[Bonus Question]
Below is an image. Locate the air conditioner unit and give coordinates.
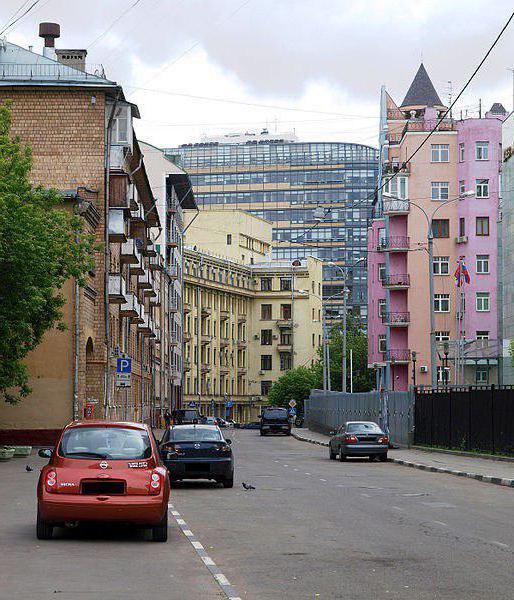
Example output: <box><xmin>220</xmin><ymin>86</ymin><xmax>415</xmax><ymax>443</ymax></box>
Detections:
<box><xmin>258</xmin><ymin>370</ymin><xmax>265</xmax><ymax>375</ymax></box>
<box><xmin>420</xmin><ymin>365</ymin><xmax>428</xmax><ymax>373</ymax></box>
<box><xmin>456</xmin><ymin>235</ymin><xmax>468</xmax><ymax>244</ymax></box>
<box><xmin>272</xmin><ymin>334</ymin><xmax>278</xmax><ymax>340</ymax></box>
<box><xmin>254</xmin><ymin>334</ymin><xmax>260</xmax><ymax>340</ymax></box>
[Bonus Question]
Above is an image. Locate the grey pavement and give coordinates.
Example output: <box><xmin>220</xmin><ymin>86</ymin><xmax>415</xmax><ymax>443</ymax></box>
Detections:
<box><xmin>1</xmin><ymin>430</ymin><xmax>514</xmax><ymax>599</ymax></box>
<box><xmin>293</xmin><ymin>427</ymin><xmax>514</xmax><ymax>486</ymax></box>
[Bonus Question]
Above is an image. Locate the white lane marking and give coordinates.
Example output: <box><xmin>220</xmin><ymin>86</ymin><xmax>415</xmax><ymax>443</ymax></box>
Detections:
<box><xmin>215</xmin><ymin>574</ymin><xmax>231</xmax><ymax>586</ymax></box>
<box><xmin>183</xmin><ymin>529</ymin><xmax>194</xmax><ymax>537</ymax></box>
<box><xmin>202</xmin><ymin>556</ymin><xmax>215</xmax><ymax>566</ymax></box>
<box><xmin>176</xmin><ymin>518</ymin><xmax>186</xmax><ymax>525</ymax></box>
<box><xmin>293</xmin><ymin>468</ymin><xmax>299</xmax><ymax>471</ymax></box>
<box><xmin>391</xmin><ymin>506</ymin><xmax>404</xmax><ymax>511</ymax></box>
<box><xmin>361</xmin><ymin>493</ymin><xmax>371</xmax><ymax>498</ymax></box>
<box><xmin>432</xmin><ymin>521</ymin><xmax>448</xmax><ymax>527</ymax></box>
<box><xmin>171</xmin><ymin>510</ymin><xmax>180</xmax><ymax>516</ymax></box>
<box><xmin>283</xmin><ymin>464</ymin><xmax>289</xmax><ymax>467</ymax></box>
<box><xmin>320</xmin><ymin>478</ymin><xmax>327</xmax><ymax>482</ymax></box>
<box><xmin>491</xmin><ymin>541</ymin><xmax>510</xmax><ymax>549</ymax></box>
<box><xmin>305</xmin><ymin>472</ymin><xmax>311</xmax><ymax>475</ymax></box>
<box><xmin>192</xmin><ymin>541</ymin><xmax>204</xmax><ymax>549</ymax></box>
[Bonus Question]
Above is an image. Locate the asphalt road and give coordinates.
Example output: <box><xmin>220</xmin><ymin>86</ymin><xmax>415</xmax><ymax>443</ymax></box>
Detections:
<box><xmin>2</xmin><ymin>429</ymin><xmax>514</xmax><ymax>599</ymax></box>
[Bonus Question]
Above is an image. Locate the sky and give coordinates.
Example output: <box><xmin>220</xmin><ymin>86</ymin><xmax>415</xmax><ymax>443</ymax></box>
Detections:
<box><xmin>1</xmin><ymin>0</ymin><xmax>514</xmax><ymax>149</ymax></box>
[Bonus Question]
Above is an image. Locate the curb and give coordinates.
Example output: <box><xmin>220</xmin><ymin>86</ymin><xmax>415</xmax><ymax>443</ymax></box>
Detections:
<box><xmin>292</xmin><ymin>432</ymin><xmax>514</xmax><ymax>489</ymax></box>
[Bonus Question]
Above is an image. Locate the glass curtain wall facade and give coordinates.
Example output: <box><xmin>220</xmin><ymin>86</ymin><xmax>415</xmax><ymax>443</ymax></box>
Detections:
<box><xmin>164</xmin><ymin>140</ymin><xmax>378</xmax><ymax>320</ymax></box>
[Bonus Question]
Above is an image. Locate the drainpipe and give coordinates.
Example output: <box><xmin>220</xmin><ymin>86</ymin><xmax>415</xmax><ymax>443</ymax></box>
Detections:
<box><xmin>73</xmin><ymin>242</ymin><xmax>80</xmax><ymax>422</ymax></box>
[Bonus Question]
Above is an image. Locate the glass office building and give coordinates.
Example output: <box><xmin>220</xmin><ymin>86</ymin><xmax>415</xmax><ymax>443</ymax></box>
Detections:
<box><xmin>164</xmin><ymin>133</ymin><xmax>378</xmax><ymax>320</ymax></box>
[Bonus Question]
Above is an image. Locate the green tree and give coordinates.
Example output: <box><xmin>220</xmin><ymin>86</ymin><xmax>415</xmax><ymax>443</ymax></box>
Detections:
<box><xmin>0</xmin><ymin>103</ymin><xmax>96</xmax><ymax>404</ymax></box>
<box><xmin>268</xmin><ymin>366</ymin><xmax>320</xmax><ymax>415</ymax></box>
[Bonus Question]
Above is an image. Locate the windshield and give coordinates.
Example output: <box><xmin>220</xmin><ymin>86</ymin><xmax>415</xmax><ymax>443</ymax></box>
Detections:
<box><xmin>168</xmin><ymin>427</ymin><xmax>222</xmax><ymax>442</ymax></box>
<box><xmin>59</xmin><ymin>427</ymin><xmax>152</xmax><ymax>460</ymax></box>
<box><xmin>263</xmin><ymin>408</ymin><xmax>288</xmax><ymax>418</ymax></box>
<box><xmin>346</xmin><ymin>422</ymin><xmax>382</xmax><ymax>433</ymax></box>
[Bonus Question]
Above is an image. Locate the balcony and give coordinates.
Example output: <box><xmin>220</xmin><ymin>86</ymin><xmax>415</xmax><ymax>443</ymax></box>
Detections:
<box><xmin>201</xmin><ymin>307</ymin><xmax>212</xmax><ymax>318</ymax></box>
<box><xmin>386</xmin><ymin>132</ymin><xmax>402</xmax><ymax>145</ymax></box>
<box><xmin>201</xmin><ymin>364</ymin><xmax>211</xmax><ymax>374</ymax></box>
<box><xmin>149</xmin><ymin>253</ymin><xmax>163</xmax><ymax>271</ymax></box>
<box><xmin>383</xmin><ymin>161</ymin><xmax>410</xmax><ymax>174</ymax></box>
<box><xmin>130</xmin><ymin>202</ymin><xmax>145</xmax><ymax>224</ymax></box>
<box><xmin>108</xmin><ymin>209</ymin><xmax>128</xmax><ymax>243</ymax></box>
<box><xmin>170</xmin><ymin>302</ymin><xmax>179</xmax><ymax>314</ymax></box>
<box><xmin>238</xmin><ymin>314</ymin><xmax>247</xmax><ymax>323</ymax></box>
<box><xmin>183</xmin><ymin>332</ymin><xmax>192</xmax><ymax>342</ymax></box>
<box><xmin>138</xmin><ymin>269</ymin><xmax>154</xmax><ymax>291</ymax></box>
<box><xmin>382</xmin><ymin>312</ymin><xmax>410</xmax><ymax>327</ymax></box>
<box><xmin>386</xmin><ymin>349</ymin><xmax>411</xmax><ymax>364</ymax></box>
<box><xmin>237</xmin><ymin>340</ymin><xmax>247</xmax><ymax>348</ymax></box>
<box><xmin>108</xmin><ymin>274</ymin><xmax>126</xmax><ymax>304</ymax></box>
<box><xmin>183</xmin><ymin>359</ymin><xmax>191</xmax><ymax>372</ymax></box>
<box><xmin>220</xmin><ymin>338</ymin><xmax>230</xmax><ymax>348</ymax></box>
<box><xmin>220</xmin><ymin>309</ymin><xmax>230</xmax><ymax>320</ymax></box>
<box><xmin>110</xmin><ymin>144</ymin><xmax>128</xmax><ymax>171</ymax></box>
<box><xmin>277</xmin><ymin>343</ymin><xmax>293</xmax><ymax>352</ymax></box>
<box><xmin>382</xmin><ymin>274</ymin><xmax>410</xmax><ymax>289</ymax></box>
<box><xmin>276</xmin><ymin>318</ymin><xmax>293</xmax><ymax>328</ymax></box>
<box><xmin>168</xmin><ymin>265</ymin><xmax>179</xmax><ymax>279</ymax></box>
<box><xmin>183</xmin><ymin>302</ymin><xmax>191</xmax><ymax>314</ymax></box>
<box><xmin>382</xmin><ymin>198</ymin><xmax>410</xmax><ymax>215</ymax></box>
<box><xmin>145</xmin><ymin>240</ymin><xmax>157</xmax><ymax>258</ymax></box>
<box><xmin>150</xmin><ymin>290</ymin><xmax>161</xmax><ymax>306</ymax></box>
<box><xmin>201</xmin><ymin>334</ymin><xmax>212</xmax><ymax>345</ymax></box>
<box><xmin>119</xmin><ymin>292</ymin><xmax>139</xmax><ymax>318</ymax></box>
<box><xmin>377</xmin><ymin>236</ymin><xmax>410</xmax><ymax>252</ymax></box>
<box><xmin>137</xmin><ymin>314</ymin><xmax>153</xmax><ymax>336</ymax></box>
<box><xmin>220</xmin><ymin>365</ymin><xmax>230</xmax><ymax>374</ymax></box>
<box><xmin>167</xmin><ymin>237</ymin><xmax>179</xmax><ymax>249</ymax></box>
<box><xmin>237</xmin><ymin>366</ymin><xmax>247</xmax><ymax>374</ymax></box>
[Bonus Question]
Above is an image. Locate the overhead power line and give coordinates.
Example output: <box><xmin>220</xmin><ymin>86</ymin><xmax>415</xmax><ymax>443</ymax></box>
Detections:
<box><xmin>87</xmin><ymin>0</ymin><xmax>145</xmax><ymax>50</ymax></box>
<box><xmin>0</xmin><ymin>0</ymin><xmax>42</xmax><ymax>37</ymax></box>
<box><xmin>0</xmin><ymin>0</ymin><xmax>31</xmax><ymax>33</ymax></box>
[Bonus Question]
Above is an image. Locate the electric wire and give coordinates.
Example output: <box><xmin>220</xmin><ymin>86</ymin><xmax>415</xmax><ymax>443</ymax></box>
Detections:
<box><xmin>87</xmin><ymin>0</ymin><xmax>145</xmax><ymax>50</ymax></box>
<box><xmin>0</xmin><ymin>0</ymin><xmax>42</xmax><ymax>37</ymax></box>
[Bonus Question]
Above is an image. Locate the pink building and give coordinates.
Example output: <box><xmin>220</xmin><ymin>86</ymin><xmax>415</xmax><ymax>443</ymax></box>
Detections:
<box><xmin>368</xmin><ymin>64</ymin><xmax>506</xmax><ymax>390</ymax></box>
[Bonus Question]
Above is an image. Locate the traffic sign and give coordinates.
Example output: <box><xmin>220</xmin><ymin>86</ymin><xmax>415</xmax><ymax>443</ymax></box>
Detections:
<box><xmin>117</xmin><ymin>357</ymin><xmax>132</xmax><ymax>374</ymax></box>
<box><xmin>289</xmin><ymin>407</ymin><xmax>297</xmax><ymax>416</ymax></box>
<box><xmin>188</xmin><ymin>401</ymin><xmax>197</xmax><ymax>408</ymax></box>
<box><xmin>226</xmin><ymin>400</ymin><xmax>233</xmax><ymax>408</ymax></box>
<box><xmin>289</xmin><ymin>399</ymin><xmax>297</xmax><ymax>408</ymax></box>
<box><xmin>116</xmin><ymin>372</ymin><xmax>131</xmax><ymax>388</ymax></box>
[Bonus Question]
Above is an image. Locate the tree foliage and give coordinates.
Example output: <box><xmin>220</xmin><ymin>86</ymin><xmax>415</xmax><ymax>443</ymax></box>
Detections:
<box><xmin>268</xmin><ymin>366</ymin><xmax>319</xmax><ymax>415</ymax></box>
<box><xmin>0</xmin><ymin>103</ymin><xmax>96</xmax><ymax>404</ymax></box>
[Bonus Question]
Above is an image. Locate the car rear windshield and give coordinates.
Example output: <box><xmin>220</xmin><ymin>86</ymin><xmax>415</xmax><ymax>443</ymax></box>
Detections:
<box><xmin>59</xmin><ymin>427</ymin><xmax>152</xmax><ymax>460</ymax></box>
<box><xmin>263</xmin><ymin>409</ymin><xmax>288</xmax><ymax>418</ymax></box>
<box><xmin>346</xmin><ymin>423</ymin><xmax>382</xmax><ymax>433</ymax></box>
<box><xmin>167</xmin><ymin>427</ymin><xmax>222</xmax><ymax>442</ymax></box>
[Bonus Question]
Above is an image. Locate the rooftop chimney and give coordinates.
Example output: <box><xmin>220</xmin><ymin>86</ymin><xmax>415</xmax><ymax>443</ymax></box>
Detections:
<box><xmin>39</xmin><ymin>22</ymin><xmax>60</xmax><ymax>59</ymax></box>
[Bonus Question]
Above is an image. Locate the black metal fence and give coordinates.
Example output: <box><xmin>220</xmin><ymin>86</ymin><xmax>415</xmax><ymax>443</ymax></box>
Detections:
<box><xmin>414</xmin><ymin>386</ymin><xmax>514</xmax><ymax>456</ymax></box>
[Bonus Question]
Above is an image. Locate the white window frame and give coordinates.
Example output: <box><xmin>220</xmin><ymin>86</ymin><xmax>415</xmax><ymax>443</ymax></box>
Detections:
<box><xmin>475</xmin><ymin>367</ymin><xmax>489</xmax><ymax>384</ymax></box>
<box><xmin>476</xmin><ymin>254</ymin><xmax>490</xmax><ymax>274</ymax></box>
<box><xmin>459</xmin><ymin>180</ymin><xmax>466</xmax><ymax>196</ymax></box>
<box><xmin>475</xmin><ymin>141</ymin><xmax>489</xmax><ymax>161</ymax></box>
<box><xmin>459</xmin><ymin>143</ymin><xmax>465</xmax><ymax>162</ymax></box>
<box><xmin>476</xmin><ymin>179</ymin><xmax>489</xmax><ymax>198</ymax></box>
<box><xmin>378</xmin><ymin>299</ymin><xmax>386</xmax><ymax>317</ymax></box>
<box><xmin>433</xmin><ymin>256</ymin><xmax>449</xmax><ymax>275</ymax></box>
<box><xmin>437</xmin><ymin>366</ymin><xmax>451</xmax><ymax>383</ymax></box>
<box><xmin>112</xmin><ymin>104</ymin><xmax>132</xmax><ymax>145</ymax></box>
<box><xmin>476</xmin><ymin>292</ymin><xmax>490</xmax><ymax>312</ymax></box>
<box><xmin>378</xmin><ymin>335</ymin><xmax>387</xmax><ymax>353</ymax></box>
<box><xmin>431</xmin><ymin>181</ymin><xmax>450</xmax><ymax>201</ymax></box>
<box><xmin>434</xmin><ymin>294</ymin><xmax>450</xmax><ymax>313</ymax></box>
<box><xmin>378</xmin><ymin>263</ymin><xmax>386</xmax><ymax>282</ymax></box>
<box><xmin>476</xmin><ymin>330</ymin><xmax>489</xmax><ymax>340</ymax></box>
<box><xmin>431</xmin><ymin>144</ymin><xmax>450</xmax><ymax>163</ymax></box>
<box><xmin>435</xmin><ymin>331</ymin><xmax>450</xmax><ymax>341</ymax></box>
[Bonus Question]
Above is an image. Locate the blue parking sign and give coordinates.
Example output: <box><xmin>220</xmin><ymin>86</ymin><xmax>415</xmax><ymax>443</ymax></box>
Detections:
<box><xmin>117</xmin><ymin>357</ymin><xmax>132</xmax><ymax>374</ymax></box>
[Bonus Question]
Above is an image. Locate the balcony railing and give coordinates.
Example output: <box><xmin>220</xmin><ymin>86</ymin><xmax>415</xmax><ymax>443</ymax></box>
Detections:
<box><xmin>220</xmin><ymin>338</ymin><xmax>230</xmax><ymax>347</ymax></box>
<box><xmin>382</xmin><ymin>198</ymin><xmax>410</xmax><ymax>215</ymax></box>
<box><xmin>386</xmin><ymin>132</ymin><xmax>402</xmax><ymax>145</ymax></box>
<box><xmin>120</xmin><ymin>292</ymin><xmax>139</xmax><ymax>318</ymax></box>
<box><xmin>237</xmin><ymin>340</ymin><xmax>247</xmax><ymax>348</ymax></box>
<box><xmin>377</xmin><ymin>236</ymin><xmax>410</xmax><ymax>252</ymax></box>
<box><xmin>108</xmin><ymin>274</ymin><xmax>126</xmax><ymax>303</ymax></box>
<box><xmin>201</xmin><ymin>334</ymin><xmax>212</xmax><ymax>345</ymax></box>
<box><xmin>138</xmin><ymin>269</ymin><xmax>154</xmax><ymax>291</ymax></box>
<box><xmin>137</xmin><ymin>314</ymin><xmax>152</xmax><ymax>336</ymax></box>
<box><xmin>149</xmin><ymin>253</ymin><xmax>163</xmax><ymax>271</ymax></box>
<box><xmin>120</xmin><ymin>238</ymin><xmax>138</xmax><ymax>264</ymax></box>
<box><xmin>382</xmin><ymin>312</ymin><xmax>410</xmax><ymax>326</ymax></box>
<box><xmin>220</xmin><ymin>309</ymin><xmax>230</xmax><ymax>320</ymax></box>
<box><xmin>386</xmin><ymin>349</ymin><xmax>411</xmax><ymax>363</ymax></box>
<box><xmin>201</xmin><ymin>307</ymin><xmax>212</xmax><ymax>317</ymax></box>
<box><xmin>108</xmin><ymin>209</ymin><xmax>128</xmax><ymax>242</ymax></box>
<box><xmin>383</xmin><ymin>161</ymin><xmax>410</xmax><ymax>175</ymax></box>
<box><xmin>238</xmin><ymin>314</ymin><xmax>247</xmax><ymax>323</ymax></box>
<box><xmin>382</xmin><ymin>274</ymin><xmax>410</xmax><ymax>288</ymax></box>
<box><xmin>276</xmin><ymin>318</ymin><xmax>293</xmax><ymax>328</ymax></box>
<box><xmin>110</xmin><ymin>144</ymin><xmax>129</xmax><ymax>171</ymax></box>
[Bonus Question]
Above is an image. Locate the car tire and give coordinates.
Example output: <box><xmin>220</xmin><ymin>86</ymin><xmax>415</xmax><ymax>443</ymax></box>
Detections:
<box><xmin>222</xmin><ymin>476</ymin><xmax>234</xmax><ymax>488</ymax></box>
<box><xmin>285</xmin><ymin>430</ymin><xmax>292</xmax><ymax>436</ymax></box>
<box><xmin>152</xmin><ymin>511</ymin><xmax>168</xmax><ymax>542</ymax></box>
<box><xmin>329</xmin><ymin>447</ymin><xmax>337</xmax><ymax>460</ymax></box>
<box><xmin>36</xmin><ymin>508</ymin><xmax>53</xmax><ymax>540</ymax></box>
<box><xmin>260</xmin><ymin>430</ymin><xmax>266</xmax><ymax>436</ymax></box>
<box><xmin>339</xmin><ymin>451</ymin><xmax>347</xmax><ymax>462</ymax></box>
<box><xmin>379</xmin><ymin>453</ymin><xmax>388</xmax><ymax>462</ymax></box>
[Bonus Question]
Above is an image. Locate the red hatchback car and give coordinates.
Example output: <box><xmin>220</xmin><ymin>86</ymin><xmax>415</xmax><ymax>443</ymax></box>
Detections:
<box><xmin>37</xmin><ymin>421</ymin><xmax>170</xmax><ymax>542</ymax></box>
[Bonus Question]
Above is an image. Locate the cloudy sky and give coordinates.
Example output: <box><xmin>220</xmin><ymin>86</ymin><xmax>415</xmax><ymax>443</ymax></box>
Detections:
<box><xmin>2</xmin><ymin>0</ymin><xmax>514</xmax><ymax>149</ymax></box>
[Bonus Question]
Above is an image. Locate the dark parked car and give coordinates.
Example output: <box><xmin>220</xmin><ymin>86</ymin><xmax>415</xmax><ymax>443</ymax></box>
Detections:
<box><xmin>328</xmin><ymin>421</ymin><xmax>389</xmax><ymax>462</ymax></box>
<box><xmin>160</xmin><ymin>425</ymin><xmax>234</xmax><ymax>487</ymax></box>
<box><xmin>260</xmin><ymin>407</ymin><xmax>292</xmax><ymax>436</ymax></box>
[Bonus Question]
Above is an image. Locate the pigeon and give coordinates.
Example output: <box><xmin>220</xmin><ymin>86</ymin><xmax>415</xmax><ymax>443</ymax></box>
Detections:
<box><xmin>242</xmin><ymin>482</ymin><xmax>255</xmax><ymax>490</ymax></box>
<box><xmin>25</xmin><ymin>465</ymin><xmax>33</xmax><ymax>472</ymax></box>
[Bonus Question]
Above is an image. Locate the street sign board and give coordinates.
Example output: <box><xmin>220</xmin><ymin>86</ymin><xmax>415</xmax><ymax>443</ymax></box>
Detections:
<box><xmin>289</xmin><ymin>407</ymin><xmax>297</xmax><ymax>416</ymax></box>
<box><xmin>289</xmin><ymin>399</ymin><xmax>297</xmax><ymax>408</ymax></box>
<box><xmin>116</xmin><ymin>372</ymin><xmax>131</xmax><ymax>388</ymax></box>
<box><xmin>188</xmin><ymin>401</ymin><xmax>197</xmax><ymax>408</ymax></box>
<box><xmin>226</xmin><ymin>400</ymin><xmax>233</xmax><ymax>408</ymax></box>
<box><xmin>116</xmin><ymin>357</ymin><xmax>132</xmax><ymax>374</ymax></box>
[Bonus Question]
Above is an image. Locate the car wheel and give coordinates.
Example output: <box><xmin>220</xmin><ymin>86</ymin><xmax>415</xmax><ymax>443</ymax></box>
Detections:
<box><xmin>338</xmin><ymin>451</ymin><xmax>347</xmax><ymax>461</ymax></box>
<box><xmin>379</xmin><ymin>453</ymin><xmax>388</xmax><ymax>462</ymax></box>
<box><xmin>260</xmin><ymin>430</ymin><xmax>266</xmax><ymax>436</ymax></box>
<box><xmin>369</xmin><ymin>455</ymin><xmax>376</xmax><ymax>461</ymax></box>
<box><xmin>285</xmin><ymin>430</ymin><xmax>292</xmax><ymax>436</ymax></box>
<box><xmin>152</xmin><ymin>511</ymin><xmax>168</xmax><ymax>542</ymax></box>
<box><xmin>329</xmin><ymin>445</ymin><xmax>337</xmax><ymax>460</ymax></box>
<box><xmin>36</xmin><ymin>508</ymin><xmax>53</xmax><ymax>540</ymax></box>
<box><xmin>222</xmin><ymin>476</ymin><xmax>234</xmax><ymax>488</ymax></box>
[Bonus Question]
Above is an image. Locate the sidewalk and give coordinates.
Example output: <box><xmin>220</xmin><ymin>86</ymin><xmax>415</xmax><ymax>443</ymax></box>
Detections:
<box><xmin>292</xmin><ymin>428</ymin><xmax>514</xmax><ymax>488</ymax></box>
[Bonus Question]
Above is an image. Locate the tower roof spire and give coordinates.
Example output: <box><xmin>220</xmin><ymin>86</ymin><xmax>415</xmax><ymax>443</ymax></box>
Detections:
<box><xmin>401</xmin><ymin>63</ymin><xmax>444</xmax><ymax>108</ymax></box>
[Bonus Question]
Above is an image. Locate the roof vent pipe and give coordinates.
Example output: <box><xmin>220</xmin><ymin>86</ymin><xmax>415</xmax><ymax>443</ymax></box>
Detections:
<box><xmin>39</xmin><ymin>22</ymin><xmax>60</xmax><ymax>59</ymax></box>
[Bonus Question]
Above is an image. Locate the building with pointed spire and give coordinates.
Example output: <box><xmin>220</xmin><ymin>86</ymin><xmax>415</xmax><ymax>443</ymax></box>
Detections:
<box><xmin>367</xmin><ymin>64</ymin><xmax>507</xmax><ymax>390</ymax></box>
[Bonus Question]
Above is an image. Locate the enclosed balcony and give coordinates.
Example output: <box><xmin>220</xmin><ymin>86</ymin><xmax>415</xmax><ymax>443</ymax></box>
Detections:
<box><xmin>137</xmin><ymin>269</ymin><xmax>154</xmax><ymax>291</ymax></box>
<box><xmin>385</xmin><ymin>349</ymin><xmax>411</xmax><ymax>364</ymax></box>
<box><xmin>377</xmin><ymin>236</ymin><xmax>410</xmax><ymax>252</ymax></box>
<box><xmin>120</xmin><ymin>238</ymin><xmax>138</xmax><ymax>264</ymax></box>
<box><xmin>137</xmin><ymin>314</ymin><xmax>152</xmax><ymax>336</ymax></box>
<box><xmin>237</xmin><ymin>340</ymin><xmax>247</xmax><ymax>348</ymax></box>
<box><xmin>220</xmin><ymin>338</ymin><xmax>230</xmax><ymax>348</ymax></box>
<box><xmin>201</xmin><ymin>306</ymin><xmax>212</xmax><ymax>318</ymax></box>
<box><xmin>149</xmin><ymin>253</ymin><xmax>163</xmax><ymax>271</ymax></box>
<box><xmin>108</xmin><ymin>209</ymin><xmax>128</xmax><ymax>243</ymax></box>
<box><xmin>220</xmin><ymin>309</ymin><xmax>230</xmax><ymax>320</ymax></box>
<box><xmin>382</xmin><ymin>274</ymin><xmax>410</xmax><ymax>289</ymax></box>
<box><xmin>110</xmin><ymin>144</ymin><xmax>128</xmax><ymax>171</ymax></box>
<box><xmin>108</xmin><ymin>274</ymin><xmax>126</xmax><ymax>304</ymax></box>
<box><xmin>130</xmin><ymin>202</ymin><xmax>145</xmax><ymax>224</ymax></box>
<box><xmin>238</xmin><ymin>314</ymin><xmax>247</xmax><ymax>323</ymax></box>
<box><xmin>382</xmin><ymin>198</ymin><xmax>410</xmax><ymax>215</ymax></box>
<box><xmin>201</xmin><ymin>334</ymin><xmax>213</xmax><ymax>345</ymax></box>
<box><xmin>119</xmin><ymin>292</ymin><xmax>139</xmax><ymax>318</ymax></box>
<box><xmin>382</xmin><ymin>311</ymin><xmax>410</xmax><ymax>327</ymax></box>
<box><xmin>183</xmin><ymin>359</ymin><xmax>191</xmax><ymax>372</ymax></box>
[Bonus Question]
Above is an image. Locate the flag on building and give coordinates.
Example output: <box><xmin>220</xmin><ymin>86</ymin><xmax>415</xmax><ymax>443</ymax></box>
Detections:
<box><xmin>454</xmin><ymin>260</ymin><xmax>471</xmax><ymax>287</ymax></box>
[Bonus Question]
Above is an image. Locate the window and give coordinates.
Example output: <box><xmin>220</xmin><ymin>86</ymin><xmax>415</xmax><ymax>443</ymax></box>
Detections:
<box><xmin>435</xmin><ymin>331</ymin><xmax>450</xmax><ymax>341</ymax></box>
<box><xmin>476</xmin><ymin>330</ymin><xmax>489</xmax><ymax>340</ymax></box>
<box><xmin>280</xmin><ymin>330</ymin><xmax>292</xmax><ymax>345</ymax></box>
<box><xmin>378</xmin><ymin>263</ymin><xmax>386</xmax><ymax>282</ymax></box>
<box><xmin>431</xmin><ymin>144</ymin><xmax>449</xmax><ymax>162</ymax></box>
<box><xmin>475</xmin><ymin>141</ymin><xmax>489</xmax><ymax>161</ymax></box>
<box><xmin>476</xmin><ymin>254</ymin><xmax>490</xmax><ymax>274</ymax></box>
<box><xmin>459</xmin><ymin>143</ymin><xmax>465</xmax><ymax>162</ymax></box>
<box><xmin>260</xmin><ymin>355</ymin><xmax>272</xmax><ymax>371</ymax></box>
<box><xmin>437</xmin><ymin>366</ymin><xmax>451</xmax><ymax>384</ymax></box>
<box><xmin>112</xmin><ymin>105</ymin><xmax>131</xmax><ymax>144</ymax></box>
<box><xmin>261</xmin><ymin>304</ymin><xmax>272</xmax><ymax>320</ymax></box>
<box><xmin>280</xmin><ymin>353</ymin><xmax>292</xmax><ymax>371</ymax></box>
<box><xmin>60</xmin><ymin>427</ymin><xmax>150</xmax><ymax>460</ymax></box>
<box><xmin>378</xmin><ymin>335</ymin><xmax>387</xmax><ymax>353</ymax></box>
<box><xmin>378</xmin><ymin>299</ymin><xmax>386</xmax><ymax>317</ymax></box>
<box><xmin>476</xmin><ymin>217</ymin><xmax>490</xmax><ymax>236</ymax></box>
<box><xmin>476</xmin><ymin>179</ymin><xmax>489</xmax><ymax>198</ymax></box>
<box><xmin>476</xmin><ymin>292</ymin><xmax>490</xmax><ymax>312</ymax></box>
<box><xmin>261</xmin><ymin>381</ymin><xmax>272</xmax><ymax>396</ymax></box>
<box><xmin>433</xmin><ymin>256</ymin><xmax>449</xmax><ymax>275</ymax></box>
<box><xmin>459</xmin><ymin>180</ymin><xmax>466</xmax><ymax>196</ymax></box>
<box><xmin>431</xmin><ymin>181</ymin><xmax>449</xmax><ymax>201</ymax></box>
<box><xmin>281</xmin><ymin>304</ymin><xmax>292</xmax><ymax>319</ymax></box>
<box><xmin>459</xmin><ymin>217</ymin><xmax>466</xmax><ymax>237</ymax></box>
<box><xmin>260</xmin><ymin>278</ymin><xmax>272</xmax><ymax>291</ymax></box>
<box><xmin>475</xmin><ymin>367</ymin><xmax>489</xmax><ymax>384</ymax></box>
<box><xmin>226</xmin><ymin>234</ymin><xmax>232</xmax><ymax>245</ymax></box>
<box><xmin>432</xmin><ymin>219</ymin><xmax>449</xmax><ymax>238</ymax></box>
<box><xmin>434</xmin><ymin>294</ymin><xmax>450</xmax><ymax>313</ymax></box>
<box><xmin>280</xmin><ymin>278</ymin><xmax>292</xmax><ymax>291</ymax></box>
<box><xmin>261</xmin><ymin>329</ymin><xmax>272</xmax><ymax>345</ymax></box>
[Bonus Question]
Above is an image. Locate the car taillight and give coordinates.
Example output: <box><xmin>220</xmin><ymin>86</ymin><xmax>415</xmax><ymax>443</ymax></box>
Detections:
<box><xmin>149</xmin><ymin>470</ymin><xmax>162</xmax><ymax>495</ymax></box>
<box><xmin>217</xmin><ymin>444</ymin><xmax>231</xmax><ymax>453</ymax></box>
<box><xmin>45</xmin><ymin>470</ymin><xmax>57</xmax><ymax>493</ymax></box>
<box><xmin>378</xmin><ymin>436</ymin><xmax>389</xmax><ymax>444</ymax></box>
<box><xmin>344</xmin><ymin>435</ymin><xmax>358</xmax><ymax>444</ymax></box>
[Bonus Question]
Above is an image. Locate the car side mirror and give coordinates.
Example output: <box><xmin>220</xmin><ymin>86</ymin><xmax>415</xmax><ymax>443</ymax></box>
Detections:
<box><xmin>225</xmin><ymin>439</ymin><xmax>232</xmax><ymax>445</ymax></box>
<box><xmin>258</xmin><ymin>413</ymin><xmax>262</xmax><ymax>418</ymax></box>
<box><xmin>329</xmin><ymin>431</ymin><xmax>336</xmax><ymax>437</ymax></box>
<box><xmin>38</xmin><ymin>448</ymin><xmax>53</xmax><ymax>459</ymax></box>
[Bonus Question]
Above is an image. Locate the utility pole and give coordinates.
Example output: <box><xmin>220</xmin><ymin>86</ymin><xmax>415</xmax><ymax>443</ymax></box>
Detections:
<box><xmin>428</xmin><ymin>227</ymin><xmax>437</xmax><ymax>388</ymax></box>
<box><xmin>342</xmin><ymin>286</ymin><xmax>347</xmax><ymax>393</ymax></box>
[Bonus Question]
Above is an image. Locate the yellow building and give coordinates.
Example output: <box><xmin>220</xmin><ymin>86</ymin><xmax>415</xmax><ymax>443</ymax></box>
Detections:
<box><xmin>183</xmin><ymin>210</ymin><xmax>323</xmax><ymax>422</ymax></box>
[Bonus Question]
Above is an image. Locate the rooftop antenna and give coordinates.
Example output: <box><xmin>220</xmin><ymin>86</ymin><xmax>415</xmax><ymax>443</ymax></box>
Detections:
<box><xmin>446</xmin><ymin>81</ymin><xmax>453</xmax><ymax>117</ymax></box>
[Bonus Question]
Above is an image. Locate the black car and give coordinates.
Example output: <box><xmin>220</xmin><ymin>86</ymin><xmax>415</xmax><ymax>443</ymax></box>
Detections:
<box><xmin>260</xmin><ymin>407</ymin><xmax>292</xmax><ymax>436</ymax></box>
<box><xmin>328</xmin><ymin>421</ymin><xmax>388</xmax><ymax>462</ymax></box>
<box><xmin>160</xmin><ymin>425</ymin><xmax>234</xmax><ymax>487</ymax></box>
